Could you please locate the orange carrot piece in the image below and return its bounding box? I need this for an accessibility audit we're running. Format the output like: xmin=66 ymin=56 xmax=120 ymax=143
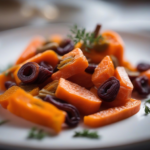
xmin=0 ymin=65 xmax=19 ymax=92
xmin=15 ymin=37 xmax=44 ymax=65
xmin=51 ymin=48 xmax=88 ymax=80
xmin=123 ymin=60 xmax=137 ymax=72
xmin=75 ymin=41 xmax=82 ymax=49
xmin=76 ymin=30 xmax=124 ymax=64
xmin=102 ymin=30 xmax=124 ymax=65
xmin=90 ymin=86 xmax=98 ymax=97
xmin=55 ymin=78 xmax=102 ymax=115
xmin=13 ymin=50 xmax=58 ymax=85
xmin=0 ymin=86 xmax=65 ymax=132
xmin=29 ymin=87 xmax=40 ymax=96
xmin=92 ymin=56 xmax=115 ymax=88
xmin=0 ymin=86 xmax=19 ymax=109
xmin=104 ymin=67 xmax=133 ymax=107
xmin=50 ymin=34 xmax=63 ymax=44
xmin=84 ymin=98 xmax=141 ymax=128
xmin=0 ymin=74 xmax=14 ymax=92
xmin=23 ymin=50 xmax=58 ymax=67
xmin=68 ymin=71 xmax=94 ymax=89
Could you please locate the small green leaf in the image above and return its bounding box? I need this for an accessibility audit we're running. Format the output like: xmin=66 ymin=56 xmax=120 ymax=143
xmin=36 ymin=130 xmax=48 ymax=140
xmin=27 ymin=127 xmax=49 ymax=140
xmin=73 ymin=130 xmax=99 ymax=139
xmin=145 ymin=105 xmax=150 ymax=115
xmin=27 ymin=127 xmax=37 ymax=139
xmin=146 ymin=99 xmax=150 ymax=104
xmin=0 ymin=120 xmax=9 ymax=126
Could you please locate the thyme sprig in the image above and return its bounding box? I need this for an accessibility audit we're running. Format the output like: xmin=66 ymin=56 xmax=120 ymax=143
xmin=144 ymin=99 xmax=150 ymax=115
xmin=27 ymin=127 xmax=50 ymax=140
xmin=73 ymin=129 xmax=99 ymax=139
xmin=68 ymin=25 xmax=103 ymax=52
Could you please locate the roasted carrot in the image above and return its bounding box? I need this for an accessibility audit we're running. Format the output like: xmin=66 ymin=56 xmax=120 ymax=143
xmin=0 ymin=74 xmax=14 ymax=92
xmin=92 ymin=56 xmax=115 ymax=88
xmin=68 ymin=71 xmax=94 ymax=89
xmin=51 ymin=48 xmax=88 ymax=80
xmin=90 ymin=86 xmax=98 ymax=97
xmin=104 ymin=67 xmax=133 ymax=107
xmin=49 ymin=34 xmax=63 ymax=44
xmin=76 ymin=30 xmax=124 ymax=64
xmin=29 ymin=87 xmax=40 ymax=96
xmin=102 ymin=30 xmax=124 ymax=65
xmin=0 ymin=65 xmax=19 ymax=91
xmin=75 ymin=41 xmax=82 ymax=49
xmin=15 ymin=37 xmax=44 ymax=65
xmin=0 ymin=86 xmax=66 ymax=132
xmin=0 ymin=86 xmax=19 ymax=108
xmin=13 ymin=50 xmax=58 ymax=85
xmin=123 ymin=60 xmax=137 ymax=72
xmin=55 ymin=78 xmax=102 ymax=115
xmin=84 ymin=98 xmax=141 ymax=127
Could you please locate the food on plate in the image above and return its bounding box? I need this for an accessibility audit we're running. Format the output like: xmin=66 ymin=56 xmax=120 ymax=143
xmin=92 ymin=55 xmax=115 ymax=88
xmin=97 ymin=76 xmax=120 ymax=102
xmin=0 ymin=86 xmax=66 ymax=133
xmin=51 ymin=48 xmax=88 ymax=80
xmin=15 ymin=37 xmax=44 ymax=65
xmin=0 ymin=24 xmax=146 ymax=134
xmin=84 ymin=98 xmax=141 ymax=127
xmin=109 ymin=66 xmax=133 ymax=107
xmin=68 ymin=71 xmax=94 ymax=89
xmin=13 ymin=50 xmax=58 ymax=85
xmin=55 ymin=78 xmax=102 ymax=115
xmin=133 ymin=75 xmax=149 ymax=96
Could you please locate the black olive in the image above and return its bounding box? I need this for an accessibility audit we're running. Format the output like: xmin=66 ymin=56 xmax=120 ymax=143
xmin=133 ymin=75 xmax=149 ymax=96
xmin=44 ymin=95 xmax=80 ymax=127
xmin=5 ymin=81 xmax=16 ymax=89
xmin=137 ymin=63 xmax=150 ymax=72
xmin=85 ymin=64 xmax=97 ymax=74
xmin=97 ymin=76 xmax=120 ymax=102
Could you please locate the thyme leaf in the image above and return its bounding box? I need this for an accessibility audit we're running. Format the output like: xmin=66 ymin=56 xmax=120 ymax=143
xmin=144 ymin=99 xmax=150 ymax=115
xmin=73 ymin=129 xmax=99 ymax=139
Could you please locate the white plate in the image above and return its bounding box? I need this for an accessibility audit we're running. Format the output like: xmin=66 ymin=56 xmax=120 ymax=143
xmin=0 ymin=24 xmax=150 ymax=150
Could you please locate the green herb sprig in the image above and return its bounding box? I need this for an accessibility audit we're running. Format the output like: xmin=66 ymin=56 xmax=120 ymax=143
xmin=144 ymin=99 xmax=150 ymax=115
xmin=68 ymin=25 xmax=103 ymax=52
xmin=0 ymin=120 xmax=9 ymax=126
xmin=73 ymin=129 xmax=99 ymax=139
xmin=27 ymin=127 xmax=50 ymax=140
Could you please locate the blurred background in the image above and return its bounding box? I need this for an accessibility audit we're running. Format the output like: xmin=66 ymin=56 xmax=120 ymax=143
xmin=0 ymin=0 xmax=150 ymax=34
